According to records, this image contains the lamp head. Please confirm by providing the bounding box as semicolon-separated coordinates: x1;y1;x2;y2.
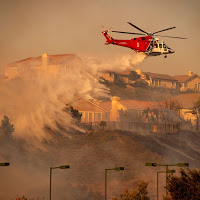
0;162;10;166
177;163;189;167
145;163;156;167
60;165;70;169
115;167;124;171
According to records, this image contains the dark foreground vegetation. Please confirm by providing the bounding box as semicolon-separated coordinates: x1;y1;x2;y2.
0;116;200;199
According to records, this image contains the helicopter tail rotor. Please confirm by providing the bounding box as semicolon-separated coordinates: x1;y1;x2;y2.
101;25;112;35
101;25;114;44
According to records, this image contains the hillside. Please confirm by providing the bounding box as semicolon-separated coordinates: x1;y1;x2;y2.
1;129;200;199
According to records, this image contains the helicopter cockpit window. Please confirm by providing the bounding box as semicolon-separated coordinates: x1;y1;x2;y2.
163;43;167;51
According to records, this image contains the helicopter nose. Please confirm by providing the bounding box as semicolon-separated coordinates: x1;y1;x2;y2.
169;49;175;54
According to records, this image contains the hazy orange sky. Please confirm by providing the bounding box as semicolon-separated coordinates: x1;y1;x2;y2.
0;0;199;75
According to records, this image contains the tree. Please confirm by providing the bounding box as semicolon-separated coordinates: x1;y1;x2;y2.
114;75;126;88
0;115;15;137
112;181;150;200
66;106;82;123
165;168;200;200
131;79;149;88
99;121;107;130
128;71;141;81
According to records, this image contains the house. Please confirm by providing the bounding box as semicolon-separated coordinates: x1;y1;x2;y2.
136;69;179;89
168;93;200;125
102;68;179;90
67;96;160;123
66;98;110;123
102;69;141;84
101;96;161;121
173;71;200;92
5;53;82;80
102;70;115;83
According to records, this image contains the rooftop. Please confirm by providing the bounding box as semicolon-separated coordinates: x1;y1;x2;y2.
144;72;177;81
173;74;198;83
7;54;81;67
169;93;200;108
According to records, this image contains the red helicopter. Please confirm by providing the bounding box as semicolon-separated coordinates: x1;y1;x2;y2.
102;22;187;58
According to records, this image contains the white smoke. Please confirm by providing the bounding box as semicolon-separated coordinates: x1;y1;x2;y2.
0;52;146;149
82;52;146;72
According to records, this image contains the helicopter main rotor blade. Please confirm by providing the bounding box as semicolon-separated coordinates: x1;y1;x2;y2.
112;31;146;35
153;27;176;34
155;35;188;39
127;22;148;34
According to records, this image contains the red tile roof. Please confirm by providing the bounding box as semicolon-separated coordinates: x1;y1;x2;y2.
173;74;198;83
66;99;108;112
115;70;132;76
99;101;112;111
168;93;200;108
99;99;161;110
144;72;177;81
7;54;80;67
118;99;160;110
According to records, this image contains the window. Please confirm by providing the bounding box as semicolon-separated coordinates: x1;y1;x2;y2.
85;113;88;122
98;113;101;121
159;44;162;48
142;37;145;40
196;83;200;91
154;43;158;48
184;83;188;88
89;113;92;122
155;80;158;87
94;113;98;121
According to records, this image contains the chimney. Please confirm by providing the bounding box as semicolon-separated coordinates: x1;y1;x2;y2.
110;96;120;121
136;68;143;75
188;71;193;77
42;53;48;69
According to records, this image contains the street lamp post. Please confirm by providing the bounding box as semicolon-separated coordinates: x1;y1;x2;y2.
145;162;189;198
157;170;175;200
105;167;124;200
49;165;70;200
0;162;10;166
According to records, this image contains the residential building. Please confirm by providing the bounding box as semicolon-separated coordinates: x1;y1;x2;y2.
173;71;200;92
5;53;82;80
67;96;160;123
102;69;180;90
66;98;110;123
136;69;179;89
168;93;200;125
102;71;115;83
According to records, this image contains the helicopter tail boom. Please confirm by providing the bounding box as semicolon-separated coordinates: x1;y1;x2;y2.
102;30;114;44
